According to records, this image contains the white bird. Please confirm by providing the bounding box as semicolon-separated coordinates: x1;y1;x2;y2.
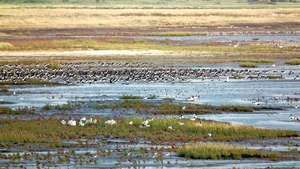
179;114;185;119
105;119;117;125
178;122;184;126
142;120;151;127
208;133;212;137
79;120;85;127
289;114;295;121
60;120;66;125
225;76;230;82
86;118;93;124
92;119;97;124
190;114;198;121
168;126;174;130
129;121;133;125
254;101;264;106
187;96;199;102
80;117;87;121
68;120;77;126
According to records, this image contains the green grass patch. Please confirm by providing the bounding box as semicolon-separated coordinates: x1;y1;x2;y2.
0;42;14;50
239;62;258;68
177;143;279;160
0;118;297;147
0;79;58;85
0;101;14;104
0;39;296;55
48;63;61;70
92;100;261;114
0;107;34;115
42;103;81;111
120;95;143;100
285;59;300;65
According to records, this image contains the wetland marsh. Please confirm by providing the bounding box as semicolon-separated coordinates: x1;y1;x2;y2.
0;0;300;168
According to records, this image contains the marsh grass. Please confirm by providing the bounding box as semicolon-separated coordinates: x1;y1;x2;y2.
0;40;297;65
0;107;34;115
238;59;274;63
239;62;258;68
177;143;279;160
120;95;143;100
0;85;10;93
0;101;14;104
92;100;260;114
0;118;297;147
0;79;57;85
0;42;14;50
48;63;61;70
42;103;81;111
285;59;300;65
0;39;295;54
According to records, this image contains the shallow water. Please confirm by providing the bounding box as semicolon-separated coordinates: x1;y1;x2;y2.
1;159;300;169
2;80;300;107
140;35;300;44
1;80;300;131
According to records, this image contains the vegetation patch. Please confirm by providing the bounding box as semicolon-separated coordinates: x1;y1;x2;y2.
91;100;271;115
0;101;14;104
0;79;58;85
0;118;297;147
0;85;10;93
239;62;258;68
0;42;14;50
0;107;34;115
177;143;278;160
120;95;143;100
42;103;81;111
285;59;300;65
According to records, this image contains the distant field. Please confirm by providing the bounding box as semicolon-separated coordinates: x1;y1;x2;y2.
0;0;300;8
0;0;299;65
0;7;299;29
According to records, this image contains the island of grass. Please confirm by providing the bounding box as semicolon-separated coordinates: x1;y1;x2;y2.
177;143;279;160
0;107;34;115
0;118;297;147
0;79;59;86
41;99;281;115
88;99;278;115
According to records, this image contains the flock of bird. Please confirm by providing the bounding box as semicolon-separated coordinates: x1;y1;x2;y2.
1;63;299;84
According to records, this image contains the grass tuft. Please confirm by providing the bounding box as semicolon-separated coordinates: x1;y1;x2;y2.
0;79;58;85
0;118;297;147
177;143;279;160
239;62;257;68
120;95;143;100
0;107;34;115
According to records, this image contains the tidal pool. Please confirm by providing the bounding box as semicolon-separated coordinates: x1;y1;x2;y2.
1;80;299;131
2;80;300;107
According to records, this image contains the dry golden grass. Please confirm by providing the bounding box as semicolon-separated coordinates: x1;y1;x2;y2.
0;7;299;29
0;39;298;65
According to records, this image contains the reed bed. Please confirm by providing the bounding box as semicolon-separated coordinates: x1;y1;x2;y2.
177;143;278;160
0;118;297;147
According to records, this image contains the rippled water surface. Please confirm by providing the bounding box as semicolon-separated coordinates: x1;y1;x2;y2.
1;80;300;131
